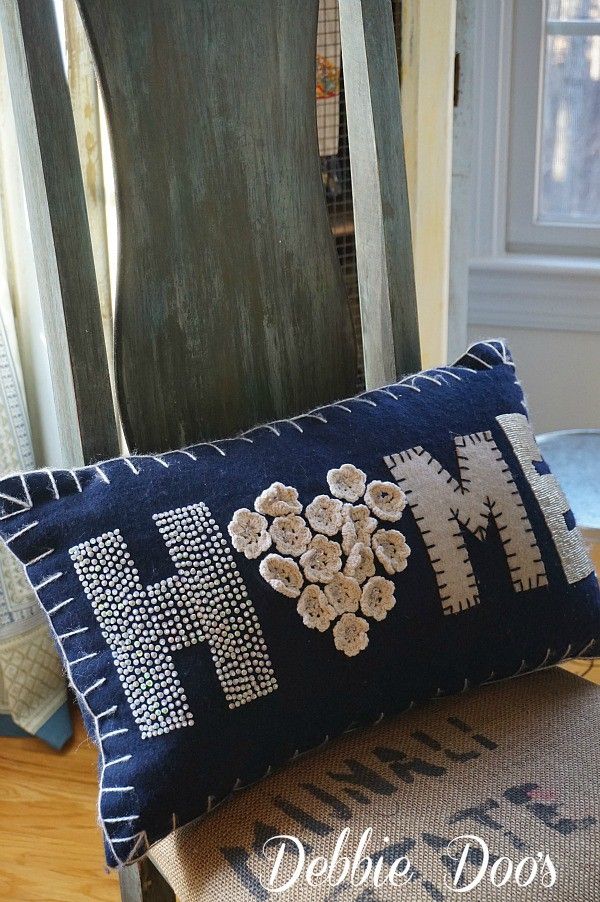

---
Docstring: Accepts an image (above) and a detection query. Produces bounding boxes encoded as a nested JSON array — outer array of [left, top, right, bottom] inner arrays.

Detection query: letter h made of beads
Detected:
[[70, 501, 277, 738]]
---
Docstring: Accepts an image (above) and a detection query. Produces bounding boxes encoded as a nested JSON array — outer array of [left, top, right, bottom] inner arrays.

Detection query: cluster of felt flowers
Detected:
[[227, 464, 411, 657]]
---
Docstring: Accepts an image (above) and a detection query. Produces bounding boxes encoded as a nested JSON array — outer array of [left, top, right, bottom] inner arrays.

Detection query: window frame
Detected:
[[506, 0, 600, 255], [467, 0, 600, 336]]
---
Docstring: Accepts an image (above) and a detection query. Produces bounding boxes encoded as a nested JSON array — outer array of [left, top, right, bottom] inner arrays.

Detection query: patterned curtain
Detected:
[[0, 312, 70, 748], [316, 0, 341, 158], [0, 15, 71, 749]]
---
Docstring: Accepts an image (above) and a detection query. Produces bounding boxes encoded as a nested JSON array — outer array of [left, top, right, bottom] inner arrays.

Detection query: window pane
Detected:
[[547, 0, 600, 20], [538, 33, 600, 223]]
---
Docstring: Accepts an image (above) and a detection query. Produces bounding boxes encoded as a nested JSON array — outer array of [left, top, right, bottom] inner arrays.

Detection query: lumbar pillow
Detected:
[[0, 339, 597, 867]]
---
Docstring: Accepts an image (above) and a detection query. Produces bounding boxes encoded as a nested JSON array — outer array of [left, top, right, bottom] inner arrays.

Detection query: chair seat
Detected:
[[148, 668, 600, 900]]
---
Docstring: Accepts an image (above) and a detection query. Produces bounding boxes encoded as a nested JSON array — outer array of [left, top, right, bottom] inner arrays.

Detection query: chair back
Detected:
[[1, 2, 421, 897], [1, 0, 419, 458]]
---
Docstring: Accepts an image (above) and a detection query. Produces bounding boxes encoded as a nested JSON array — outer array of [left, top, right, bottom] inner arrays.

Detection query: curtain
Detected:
[[0, 0, 116, 749], [316, 0, 341, 158], [0, 212, 70, 748], [0, 13, 75, 749]]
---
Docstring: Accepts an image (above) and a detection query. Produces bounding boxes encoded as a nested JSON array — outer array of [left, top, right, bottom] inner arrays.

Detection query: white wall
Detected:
[[468, 325, 600, 434]]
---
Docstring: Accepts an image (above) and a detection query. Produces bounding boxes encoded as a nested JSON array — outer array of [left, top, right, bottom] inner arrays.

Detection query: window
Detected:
[[539, 1, 600, 224], [507, 0, 600, 254], [468, 0, 600, 336]]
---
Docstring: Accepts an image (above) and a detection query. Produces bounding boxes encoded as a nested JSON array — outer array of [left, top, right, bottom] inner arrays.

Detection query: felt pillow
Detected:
[[0, 339, 597, 868]]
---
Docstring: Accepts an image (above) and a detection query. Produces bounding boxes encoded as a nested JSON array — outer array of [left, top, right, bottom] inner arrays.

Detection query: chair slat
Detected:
[[77, 0, 357, 453], [1, 0, 119, 465], [119, 858, 175, 902], [339, 0, 420, 386]]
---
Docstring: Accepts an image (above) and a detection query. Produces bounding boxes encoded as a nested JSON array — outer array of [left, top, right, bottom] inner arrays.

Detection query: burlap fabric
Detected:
[[149, 669, 599, 901]]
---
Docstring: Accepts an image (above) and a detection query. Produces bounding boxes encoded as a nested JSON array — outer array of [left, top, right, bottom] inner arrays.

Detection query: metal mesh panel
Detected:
[[317, 0, 362, 388]]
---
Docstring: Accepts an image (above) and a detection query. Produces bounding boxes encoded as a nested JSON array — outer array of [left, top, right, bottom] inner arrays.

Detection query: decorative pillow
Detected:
[[0, 339, 597, 868]]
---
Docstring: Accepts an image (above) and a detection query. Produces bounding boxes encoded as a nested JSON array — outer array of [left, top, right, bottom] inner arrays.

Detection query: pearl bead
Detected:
[[70, 502, 277, 739]]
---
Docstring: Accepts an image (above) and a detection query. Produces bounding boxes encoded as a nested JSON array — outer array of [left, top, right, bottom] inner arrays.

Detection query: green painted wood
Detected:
[[76, 0, 357, 453], [340, 0, 420, 382], [363, 0, 420, 377], [2, 0, 119, 464], [119, 857, 175, 902]]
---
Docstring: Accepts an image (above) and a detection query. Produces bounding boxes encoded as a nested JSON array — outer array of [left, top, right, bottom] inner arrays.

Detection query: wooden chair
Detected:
[[1, 0, 419, 897], [5, 3, 599, 900]]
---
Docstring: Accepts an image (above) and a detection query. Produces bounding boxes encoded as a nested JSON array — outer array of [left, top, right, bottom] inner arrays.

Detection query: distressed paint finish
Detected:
[[64, 0, 115, 402], [76, 0, 357, 452], [339, 0, 420, 387], [118, 859, 173, 902], [0, 0, 119, 465]]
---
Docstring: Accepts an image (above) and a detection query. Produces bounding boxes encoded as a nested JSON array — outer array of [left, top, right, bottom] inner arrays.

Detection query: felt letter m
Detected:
[[384, 429, 548, 615]]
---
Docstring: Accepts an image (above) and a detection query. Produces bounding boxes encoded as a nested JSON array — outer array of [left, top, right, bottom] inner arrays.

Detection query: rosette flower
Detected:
[[227, 508, 271, 559], [371, 529, 411, 575], [255, 482, 302, 517], [326, 463, 367, 503], [333, 613, 370, 657], [364, 480, 407, 522], [259, 553, 304, 598], [269, 514, 311, 557], [360, 576, 396, 621], [324, 573, 361, 615], [343, 541, 376, 585], [297, 585, 336, 632], [300, 535, 342, 584], [305, 495, 343, 537]]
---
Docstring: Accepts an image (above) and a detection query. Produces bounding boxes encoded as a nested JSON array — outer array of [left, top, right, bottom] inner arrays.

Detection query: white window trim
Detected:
[[508, 0, 600, 253], [468, 0, 600, 334]]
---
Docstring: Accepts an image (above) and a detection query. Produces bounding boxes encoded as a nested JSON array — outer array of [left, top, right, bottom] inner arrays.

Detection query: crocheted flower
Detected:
[[255, 482, 302, 517], [326, 464, 367, 503], [305, 495, 343, 537], [333, 612, 370, 657], [269, 514, 311, 557], [324, 573, 361, 615], [360, 576, 396, 621], [343, 541, 376, 585], [300, 535, 342, 584], [364, 480, 406, 522], [371, 529, 411, 575], [227, 508, 271, 559], [297, 585, 336, 632], [341, 503, 377, 555], [259, 554, 303, 598]]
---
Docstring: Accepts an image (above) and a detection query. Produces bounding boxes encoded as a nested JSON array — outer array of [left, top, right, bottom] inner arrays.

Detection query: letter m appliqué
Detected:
[[385, 426, 544, 614], [384, 413, 592, 616]]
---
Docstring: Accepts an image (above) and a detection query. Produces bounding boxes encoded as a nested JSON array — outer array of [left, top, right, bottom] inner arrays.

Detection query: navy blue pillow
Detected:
[[0, 339, 597, 868]]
